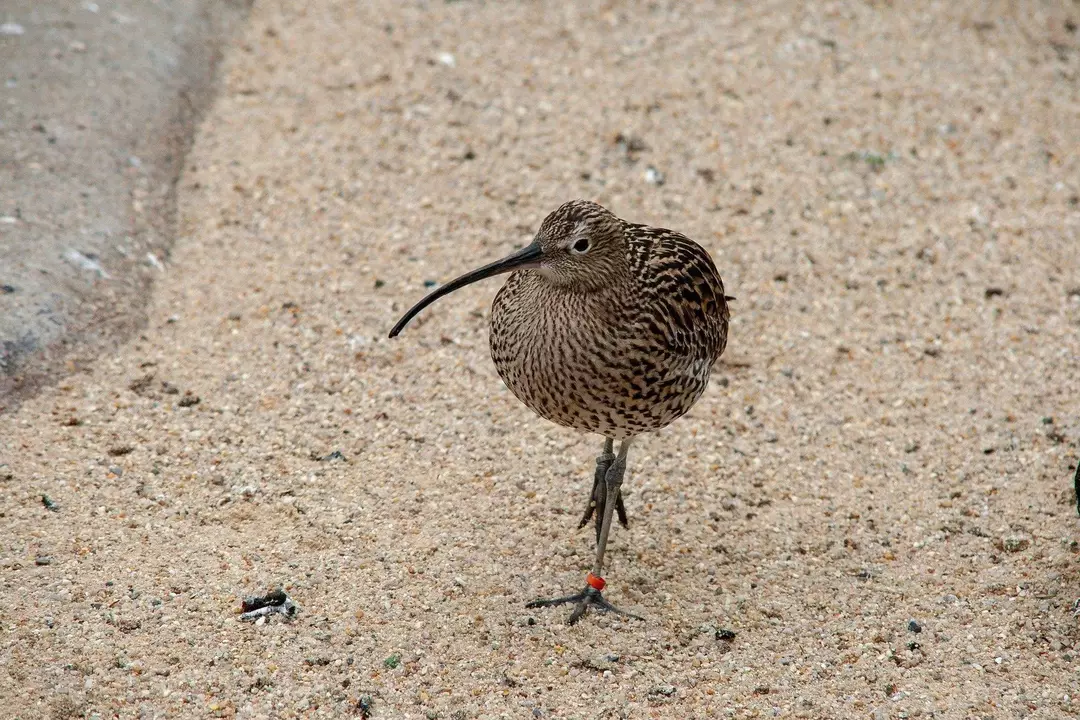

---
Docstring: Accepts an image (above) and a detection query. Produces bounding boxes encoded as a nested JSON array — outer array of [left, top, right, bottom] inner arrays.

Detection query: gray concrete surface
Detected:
[[0, 0, 249, 410]]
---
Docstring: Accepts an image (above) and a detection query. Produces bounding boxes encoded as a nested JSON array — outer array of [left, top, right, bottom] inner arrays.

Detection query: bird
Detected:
[[389, 199, 732, 624]]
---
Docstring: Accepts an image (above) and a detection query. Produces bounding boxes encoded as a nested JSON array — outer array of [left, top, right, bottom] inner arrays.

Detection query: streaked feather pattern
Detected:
[[490, 201, 730, 439]]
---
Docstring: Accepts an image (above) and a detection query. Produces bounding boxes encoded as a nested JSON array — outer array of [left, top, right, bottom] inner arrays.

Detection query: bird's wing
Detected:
[[627, 225, 730, 366]]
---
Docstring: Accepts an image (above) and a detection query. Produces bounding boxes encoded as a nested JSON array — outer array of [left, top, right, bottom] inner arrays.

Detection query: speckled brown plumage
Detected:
[[489, 200, 729, 440], [389, 199, 732, 624]]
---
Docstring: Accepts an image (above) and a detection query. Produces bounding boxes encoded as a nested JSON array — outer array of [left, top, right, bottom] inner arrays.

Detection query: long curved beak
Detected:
[[388, 241, 543, 338]]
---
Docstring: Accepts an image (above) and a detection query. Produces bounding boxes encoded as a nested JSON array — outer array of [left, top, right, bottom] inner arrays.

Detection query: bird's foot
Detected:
[[578, 452, 628, 541], [525, 574, 643, 626]]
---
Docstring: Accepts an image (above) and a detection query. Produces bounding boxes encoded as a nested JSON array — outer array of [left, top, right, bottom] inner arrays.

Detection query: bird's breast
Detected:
[[488, 272, 712, 438]]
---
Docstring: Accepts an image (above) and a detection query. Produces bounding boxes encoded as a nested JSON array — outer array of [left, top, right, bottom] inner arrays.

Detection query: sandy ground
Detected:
[[0, 0, 245, 403], [3, 1, 1080, 718]]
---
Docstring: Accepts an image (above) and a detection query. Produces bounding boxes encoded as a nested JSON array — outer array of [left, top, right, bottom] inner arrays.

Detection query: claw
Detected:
[[526, 585, 643, 626]]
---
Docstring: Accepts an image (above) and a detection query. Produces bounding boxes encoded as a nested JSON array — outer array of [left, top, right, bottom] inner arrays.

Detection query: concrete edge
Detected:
[[0, 0, 252, 412]]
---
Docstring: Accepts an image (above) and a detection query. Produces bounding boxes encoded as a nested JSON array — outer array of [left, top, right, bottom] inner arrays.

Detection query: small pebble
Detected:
[[240, 588, 299, 621], [64, 249, 109, 278], [35, 556, 52, 566], [908, 619, 922, 633], [1001, 536, 1030, 553]]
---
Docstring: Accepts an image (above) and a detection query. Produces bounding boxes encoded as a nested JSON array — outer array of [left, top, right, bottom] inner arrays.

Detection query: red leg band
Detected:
[[586, 572, 605, 591]]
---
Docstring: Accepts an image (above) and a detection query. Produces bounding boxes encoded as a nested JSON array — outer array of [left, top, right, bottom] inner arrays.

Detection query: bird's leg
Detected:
[[578, 438, 629, 543], [527, 438, 643, 625]]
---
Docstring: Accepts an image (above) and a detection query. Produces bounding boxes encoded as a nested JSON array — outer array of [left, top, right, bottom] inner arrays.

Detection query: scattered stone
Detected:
[[108, 445, 134, 457], [42, 495, 60, 512], [984, 287, 1005, 298], [63, 249, 109, 278], [996, 536, 1030, 553], [128, 374, 155, 394], [614, 132, 648, 159], [716, 628, 737, 641], [314, 450, 347, 462], [0, 22, 25, 36], [643, 166, 665, 186], [239, 588, 299, 622], [648, 684, 676, 698], [177, 393, 200, 407], [384, 653, 401, 669], [0, 284, 15, 294], [357, 695, 374, 718], [35, 555, 52, 566], [843, 149, 888, 170], [1074, 457, 1080, 516], [907, 619, 922, 633], [578, 653, 619, 672]]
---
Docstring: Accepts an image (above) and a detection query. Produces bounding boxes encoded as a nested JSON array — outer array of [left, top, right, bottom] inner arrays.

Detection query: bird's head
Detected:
[[389, 200, 626, 337], [531, 199, 627, 290]]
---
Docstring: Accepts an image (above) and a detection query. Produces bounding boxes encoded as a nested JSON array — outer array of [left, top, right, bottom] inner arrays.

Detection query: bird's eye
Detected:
[[572, 238, 590, 254]]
